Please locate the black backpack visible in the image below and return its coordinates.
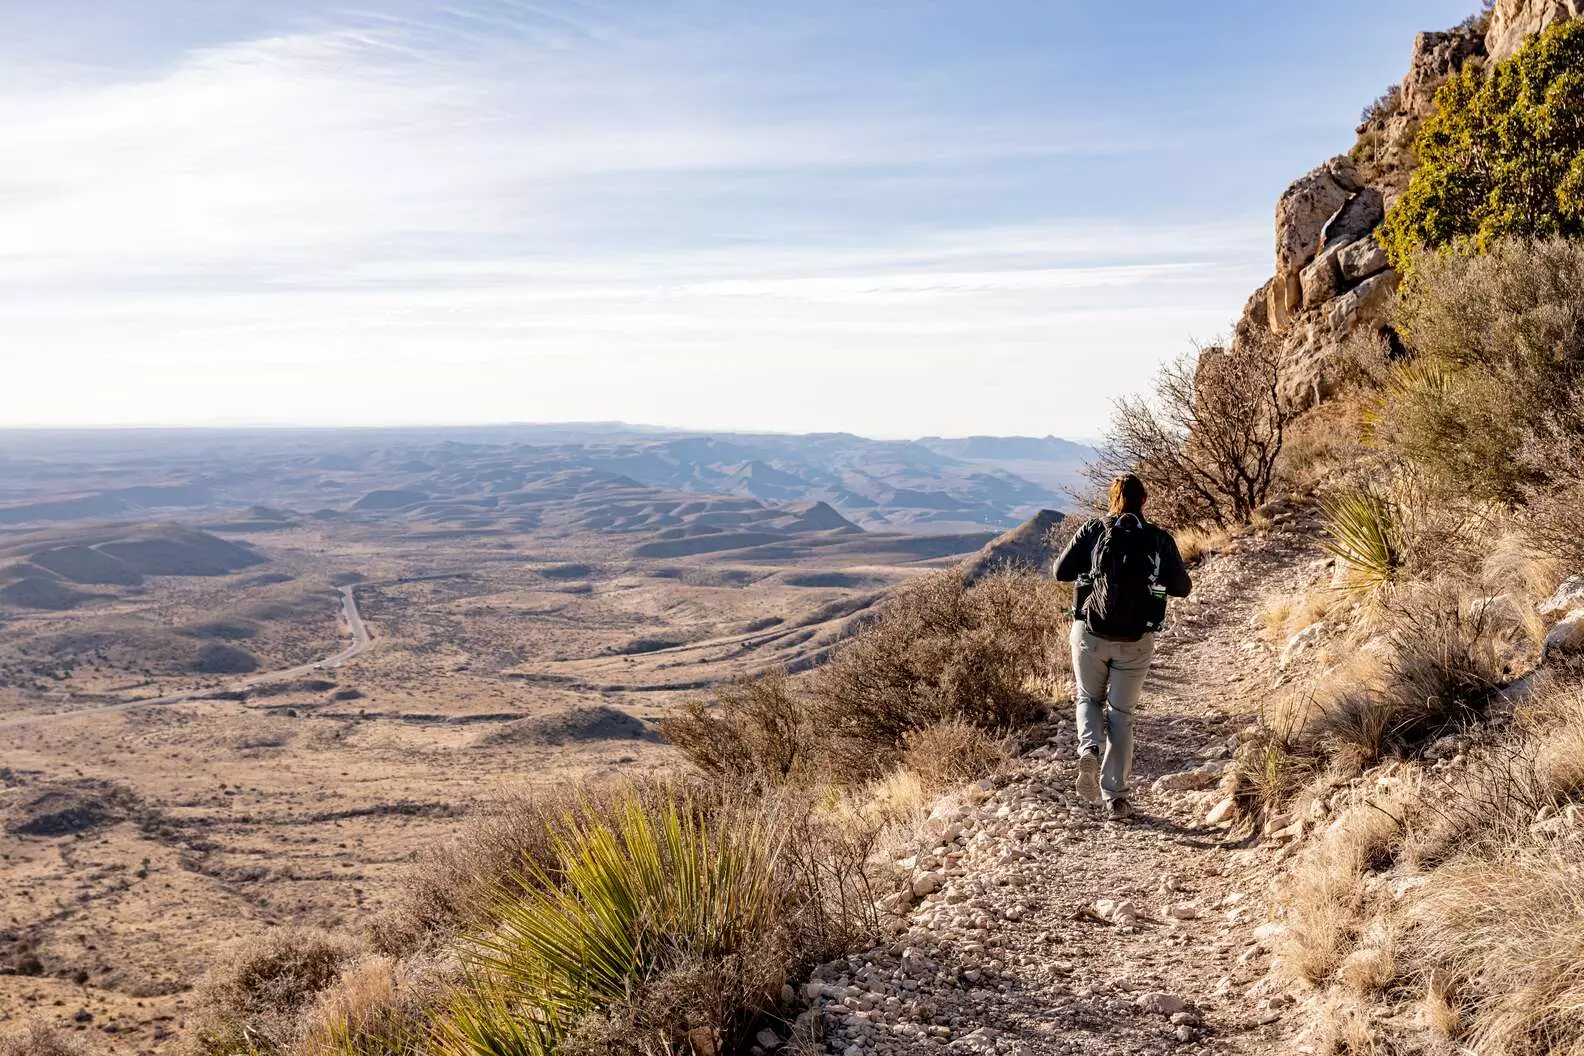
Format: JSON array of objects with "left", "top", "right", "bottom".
[{"left": 1076, "top": 515, "right": 1168, "bottom": 637}]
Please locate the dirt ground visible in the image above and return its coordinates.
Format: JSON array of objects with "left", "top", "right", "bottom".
[{"left": 0, "top": 516, "right": 980, "bottom": 1052}]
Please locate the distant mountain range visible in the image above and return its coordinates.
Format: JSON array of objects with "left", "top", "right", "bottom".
[{"left": 0, "top": 425, "right": 1096, "bottom": 534}]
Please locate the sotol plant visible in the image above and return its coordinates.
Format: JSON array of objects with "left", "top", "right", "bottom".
[
  {"left": 438, "top": 792, "right": 791, "bottom": 1056},
  {"left": 1321, "top": 487, "right": 1404, "bottom": 596}
]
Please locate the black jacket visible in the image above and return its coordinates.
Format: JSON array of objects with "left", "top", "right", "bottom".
[{"left": 1053, "top": 516, "right": 1193, "bottom": 598}]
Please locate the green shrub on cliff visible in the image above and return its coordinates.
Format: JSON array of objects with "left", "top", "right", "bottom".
[{"left": 1382, "top": 19, "right": 1584, "bottom": 270}]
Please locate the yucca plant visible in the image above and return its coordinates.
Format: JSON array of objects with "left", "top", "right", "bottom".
[
  {"left": 1321, "top": 487, "right": 1405, "bottom": 596},
  {"left": 436, "top": 792, "right": 792, "bottom": 1056}
]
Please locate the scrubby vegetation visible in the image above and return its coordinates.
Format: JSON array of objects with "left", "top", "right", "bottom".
[
  {"left": 664, "top": 568, "right": 1062, "bottom": 783},
  {"left": 1230, "top": 107, "right": 1584, "bottom": 1048}
]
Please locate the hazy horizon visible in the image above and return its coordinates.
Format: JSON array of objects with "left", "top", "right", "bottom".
[
  {"left": 0, "top": 418, "right": 1099, "bottom": 447},
  {"left": 3, "top": 0, "right": 1476, "bottom": 435}
]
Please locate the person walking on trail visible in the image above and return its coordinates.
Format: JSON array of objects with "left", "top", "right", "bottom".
[{"left": 1053, "top": 474, "right": 1192, "bottom": 820}]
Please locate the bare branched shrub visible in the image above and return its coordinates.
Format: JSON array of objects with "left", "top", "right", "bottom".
[
  {"left": 901, "top": 719, "right": 1012, "bottom": 792},
  {"left": 811, "top": 569, "right": 1063, "bottom": 771},
  {"left": 660, "top": 671, "right": 817, "bottom": 789},
  {"left": 187, "top": 928, "right": 360, "bottom": 1056},
  {"left": 0, "top": 1022, "right": 98, "bottom": 1056},
  {"left": 1088, "top": 328, "right": 1298, "bottom": 528}
]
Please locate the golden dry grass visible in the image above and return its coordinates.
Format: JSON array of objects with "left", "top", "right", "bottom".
[
  {"left": 1411, "top": 846, "right": 1584, "bottom": 1056},
  {"left": 296, "top": 954, "right": 439, "bottom": 1056},
  {"left": 0, "top": 1021, "right": 97, "bottom": 1056},
  {"left": 1175, "top": 524, "right": 1235, "bottom": 566},
  {"left": 1274, "top": 781, "right": 1414, "bottom": 988}
]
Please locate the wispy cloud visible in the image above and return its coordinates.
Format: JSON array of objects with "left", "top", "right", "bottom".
[{"left": 0, "top": 1, "right": 1272, "bottom": 434}]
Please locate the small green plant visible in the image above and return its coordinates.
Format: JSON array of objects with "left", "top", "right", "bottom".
[{"left": 1321, "top": 488, "right": 1404, "bottom": 596}]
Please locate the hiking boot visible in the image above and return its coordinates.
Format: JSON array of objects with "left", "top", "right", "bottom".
[
  {"left": 1106, "top": 798, "right": 1134, "bottom": 821},
  {"left": 1075, "top": 750, "right": 1101, "bottom": 805}
]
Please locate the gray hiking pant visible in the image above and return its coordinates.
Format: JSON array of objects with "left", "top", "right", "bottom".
[{"left": 1070, "top": 621, "right": 1157, "bottom": 803}]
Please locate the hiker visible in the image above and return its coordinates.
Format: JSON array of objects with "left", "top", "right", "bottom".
[{"left": 1053, "top": 474, "right": 1192, "bottom": 820}]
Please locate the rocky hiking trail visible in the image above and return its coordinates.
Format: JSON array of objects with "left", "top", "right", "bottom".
[{"left": 800, "top": 508, "right": 1329, "bottom": 1056}]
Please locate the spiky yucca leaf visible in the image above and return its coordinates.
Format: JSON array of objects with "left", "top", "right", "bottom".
[
  {"left": 1321, "top": 488, "right": 1405, "bottom": 595},
  {"left": 437, "top": 792, "right": 789, "bottom": 1056}
]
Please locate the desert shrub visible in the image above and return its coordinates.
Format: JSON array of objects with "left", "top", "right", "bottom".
[
  {"left": 1372, "top": 240, "right": 1584, "bottom": 502},
  {"left": 1229, "top": 717, "right": 1318, "bottom": 818},
  {"left": 297, "top": 955, "right": 441, "bottom": 1056},
  {"left": 660, "top": 671, "right": 818, "bottom": 789},
  {"left": 1519, "top": 386, "right": 1584, "bottom": 566},
  {"left": 810, "top": 568, "right": 1063, "bottom": 772},
  {"left": 1382, "top": 20, "right": 1584, "bottom": 269},
  {"left": 1088, "top": 328, "right": 1298, "bottom": 528},
  {"left": 900, "top": 719, "right": 1011, "bottom": 792},
  {"left": 370, "top": 779, "right": 688, "bottom": 957},
  {"left": 188, "top": 928, "right": 360, "bottom": 1056},
  {"left": 438, "top": 790, "right": 811, "bottom": 1056},
  {"left": 0, "top": 1022, "right": 97, "bottom": 1056}
]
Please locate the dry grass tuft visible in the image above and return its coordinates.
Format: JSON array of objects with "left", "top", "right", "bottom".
[
  {"left": 296, "top": 954, "right": 441, "bottom": 1056},
  {"left": 901, "top": 719, "right": 1011, "bottom": 792},
  {"left": 1275, "top": 787, "right": 1412, "bottom": 988},
  {"left": 1174, "top": 524, "right": 1234, "bottom": 566},
  {"left": 188, "top": 928, "right": 360, "bottom": 1056},
  {"left": 1413, "top": 847, "right": 1584, "bottom": 1056}
]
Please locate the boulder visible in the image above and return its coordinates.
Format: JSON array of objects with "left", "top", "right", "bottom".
[
  {"left": 1237, "top": 278, "right": 1273, "bottom": 343},
  {"left": 1326, "top": 269, "right": 1400, "bottom": 338},
  {"left": 1543, "top": 610, "right": 1584, "bottom": 661},
  {"left": 1136, "top": 993, "right": 1189, "bottom": 1016},
  {"left": 1320, "top": 189, "right": 1385, "bottom": 254},
  {"left": 1538, "top": 575, "right": 1584, "bottom": 617},
  {"left": 1488, "top": 0, "right": 1584, "bottom": 63},
  {"left": 1300, "top": 243, "right": 1349, "bottom": 309},
  {"left": 1272, "top": 157, "right": 1363, "bottom": 329},
  {"left": 1403, "top": 29, "right": 1488, "bottom": 115},
  {"left": 1339, "top": 235, "right": 1390, "bottom": 281}
]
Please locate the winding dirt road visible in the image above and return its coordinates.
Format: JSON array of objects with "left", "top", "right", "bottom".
[{"left": 0, "top": 584, "right": 372, "bottom": 732}]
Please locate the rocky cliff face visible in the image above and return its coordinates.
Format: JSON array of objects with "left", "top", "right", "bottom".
[
  {"left": 1489, "top": 0, "right": 1584, "bottom": 60},
  {"left": 1243, "top": 1, "right": 1578, "bottom": 410}
]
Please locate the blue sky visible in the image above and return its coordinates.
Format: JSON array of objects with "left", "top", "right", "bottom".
[{"left": 0, "top": 0, "right": 1476, "bottom": 436}]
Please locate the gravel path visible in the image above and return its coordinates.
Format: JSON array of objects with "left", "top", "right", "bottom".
[{"left": 800, "top": 506, "right": 1330, "bottom": 1056}]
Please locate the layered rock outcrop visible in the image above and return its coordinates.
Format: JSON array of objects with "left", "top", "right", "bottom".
[{"left": 1244, "top": 0, "right": 1579, "bottom": 412}]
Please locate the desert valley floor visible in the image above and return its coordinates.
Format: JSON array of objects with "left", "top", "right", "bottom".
[{"left": 0, "top": 426, "right": 1087, "bottom": 1051}]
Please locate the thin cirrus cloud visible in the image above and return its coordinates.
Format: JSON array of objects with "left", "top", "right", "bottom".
[{"left": 0, "top": 1, "right": 1273, "bottom": 435}]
